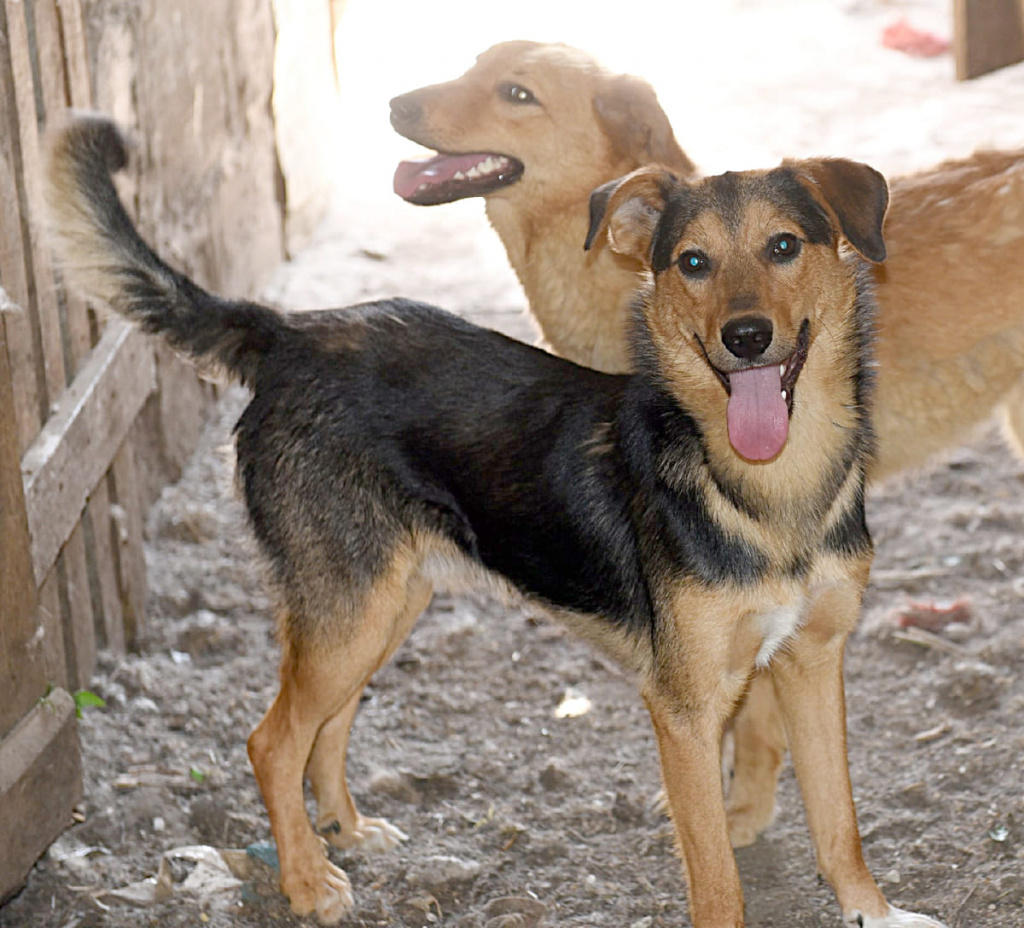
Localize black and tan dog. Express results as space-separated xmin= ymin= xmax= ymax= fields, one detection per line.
xmin=46 ymin=114 xmax=947 ymax=927
xmin=391 ymin=41 xmax=1024 ymax=851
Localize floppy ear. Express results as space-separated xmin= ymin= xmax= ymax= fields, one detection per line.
xmin=594 ymin=74 xmax=696 ymax=175
xmin=790 ymin=158 xmax=889 ymax=263
xmin=584 ymin=166 xmax=675 ymax=265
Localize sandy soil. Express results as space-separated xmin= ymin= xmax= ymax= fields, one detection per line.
xmin=2 ymin=1 xmax=1023 ymax=926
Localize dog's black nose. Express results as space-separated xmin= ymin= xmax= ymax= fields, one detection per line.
xmin=389 ymin=93 xmax=422 ymax=126
xmin=721 ymin=316 xmax=773 ymax=360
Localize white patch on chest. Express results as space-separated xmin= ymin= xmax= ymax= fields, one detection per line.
xmin=754 ymin=598 xmax=805 ymax=668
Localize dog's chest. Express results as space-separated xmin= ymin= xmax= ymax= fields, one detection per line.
xmin=754 ymin=597 xmax=806 ymax=668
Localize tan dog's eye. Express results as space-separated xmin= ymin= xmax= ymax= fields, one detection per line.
xmin=499 ymin=83 xmax=538 ymax=105
xmin=768 ymin=233 xmax=801 ymax=263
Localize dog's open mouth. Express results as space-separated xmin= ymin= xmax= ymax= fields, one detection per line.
xmin=701 ymin=320 xmax=810 ymax=462
xmin=393 ymin=152 xmax=525 ymax=205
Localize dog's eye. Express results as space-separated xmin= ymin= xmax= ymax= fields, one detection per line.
xmin=500 ymin=83 xmax=537 ymax=105
xmin=678 ymin=250 xmax=711 ymax=278
xmin=768 ymin=233 xmax=801 ymax=262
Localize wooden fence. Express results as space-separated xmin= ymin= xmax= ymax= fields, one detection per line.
xmin=1 ymin=0 xmax=323 ymax=897
xmin=0 ymin=0 xmax=154 ymax=898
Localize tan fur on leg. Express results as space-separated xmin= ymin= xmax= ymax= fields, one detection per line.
xmin=647 ymin=693 xmax=745 ymax=928
xmin=306 ymin=577 xmax=432 ymax=851
xmin=248 ymin=559 xmax=429 ymax=924
xmin=726 ymin=672 xmax=787 ymax=848
xmin=770 ymin=581 xmax=888 ymax=921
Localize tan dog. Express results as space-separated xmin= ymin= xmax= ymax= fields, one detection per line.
xmin=391 ymin=40 xmax=1024 ymax=846
xmin=49 ymin=112 xmax=951 ymax=927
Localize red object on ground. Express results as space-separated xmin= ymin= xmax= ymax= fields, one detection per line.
xmin=895 ymin=598 xmax=972 ymax=631
xmin=882 ymin=18 xmax=951 ymax=58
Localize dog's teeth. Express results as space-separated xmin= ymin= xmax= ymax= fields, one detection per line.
xmin=480 ymin=157 xmax=496 ymax=172
xmin=781 ymin=389 xmax=788 ymax=401
xmin=453 ymin=171 xmax=467 ymax=180
xmin=780 ymin=364 xmax=785 ymax=376
xmin=466 ymin=166 xmax=482 ymax=179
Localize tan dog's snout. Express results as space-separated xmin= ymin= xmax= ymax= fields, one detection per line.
xmin=389 ymin=92 xmax=423 ymax=132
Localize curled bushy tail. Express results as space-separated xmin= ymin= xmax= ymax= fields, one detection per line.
xmin=44 ymin=112 xmax=284 ymax=386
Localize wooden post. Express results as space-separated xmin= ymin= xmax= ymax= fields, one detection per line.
xmin=0 ymin=688 xmax=82 ymax=902
xmin=0 ymin=310 xmax=46 ymax=737
xmin=955 ymin=0 xmax=1024 ymax=79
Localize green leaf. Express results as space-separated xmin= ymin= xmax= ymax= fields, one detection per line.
xmin=189 ymin=766 xmax=206 ymax=784
xmin=72 ymin=689 xmax=107 ymax=719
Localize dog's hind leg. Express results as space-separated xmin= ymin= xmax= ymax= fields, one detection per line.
xmin=247 ymin=558 xmax=428 ymax=925
xmin=307 ymin=576 xmax=432 ymax=852
xmin=725 ymin=672 xmax=787 ymax=848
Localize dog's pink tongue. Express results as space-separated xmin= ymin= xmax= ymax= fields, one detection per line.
xmin=393 ymin=153 xmax=486 ymax=199
xmin=726 ymin=365 xmax=789 ymax=461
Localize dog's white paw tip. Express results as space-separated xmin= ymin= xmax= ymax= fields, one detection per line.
xmin=844 ymin=906 xmax=949 ymax=928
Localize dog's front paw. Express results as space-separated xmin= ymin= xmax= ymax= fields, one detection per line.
xmin=843 ymin=905 xmax=948 ymax=927
xmin=282 ymin=857 xmax=354 ymax=925
xmin=320 ymin=813 xmax=408 ymax=852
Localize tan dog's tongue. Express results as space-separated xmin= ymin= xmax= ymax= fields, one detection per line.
xmin=726 ymin=365 xmax=788 ymax=461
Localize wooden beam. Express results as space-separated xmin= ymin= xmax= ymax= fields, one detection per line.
xmin=21 ymin=323 xmax=156 ymax=589
xmin=0 ymin=687 xmax=82 ymax=902
xmin=0 ymin=308 xmax=45 ymax=738
xmin=0 ymin=0 xmax=42 ymax=456
xmin=955 ymin=0 xmax=1024 ymax=80
xmin=55 ymin=0 xmax=93 ymax=109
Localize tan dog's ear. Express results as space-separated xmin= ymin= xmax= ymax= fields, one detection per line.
xmin=585 ymin=167 xmax=675 ymax=264
xmin=594 ymin=74 xmax=696 ymax=176
xmin=789 ymin=158 xmax=889 ymax=263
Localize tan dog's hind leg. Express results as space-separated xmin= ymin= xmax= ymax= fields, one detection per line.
xmin=770 ymin=584 xmax=948 ymax=928
xmin=248 ymin=564 xmax=429 ymax=925
xmin=307 ymin=577 xmax=432 ymax=852
xmin=725 ymin=672 xmax=787 ymax=848
xmin=646 ymin=693 xmax=745 ymax=928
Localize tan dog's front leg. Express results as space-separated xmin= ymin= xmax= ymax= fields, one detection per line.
xmin=646 ymin=694 xmax=744 ymax=928
xmin=771 ymin=584 xmax=948 ymax=928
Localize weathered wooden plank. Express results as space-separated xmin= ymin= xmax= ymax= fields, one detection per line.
xmin=21 ymin=322 xmax=156 ymax=589
xmin=53 ymin=0 xmax=97 ymax=375
xmin=85 ymin=482 xmax=126 ymax=653
xmin=6 ymin=0 xmax=67 ymax=410
xmin=55 ymin=0 xmax=92 ymax=109
xmin=0 ymin=1 xmax=43 ymax=455
xmin=0 ymin=686 xmax=82 ymax=902
xmin=26 ymin=0 xmax=67 ymax=129
xmin=29 ymin=0 xmax=99 ymax=683
xmin=0 ymin=315 xmax=45 ymax=738
xmin=57 ymin=0 xmax=138 ymax=659
xmin=37 ymin=568 xmax=69 ymax=688
xmin=60 ymin=525 xmax=94 ymax=686
xmin=955 ymin=0 xmax=1024 ymax=79
xmin=109 ymin=438 xmax=148 ymax=647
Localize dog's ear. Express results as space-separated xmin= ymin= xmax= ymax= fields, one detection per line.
xmin=789 ymin=158 xmax=889 ymax=263
xmin=585 ymin=166 xmax=675 ymax=264
xmin=594 ymin=74 xmax=696 ymax=175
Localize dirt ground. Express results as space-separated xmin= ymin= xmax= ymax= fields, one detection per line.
xmin=3 ymin=1 xmax=1024 ymax=926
